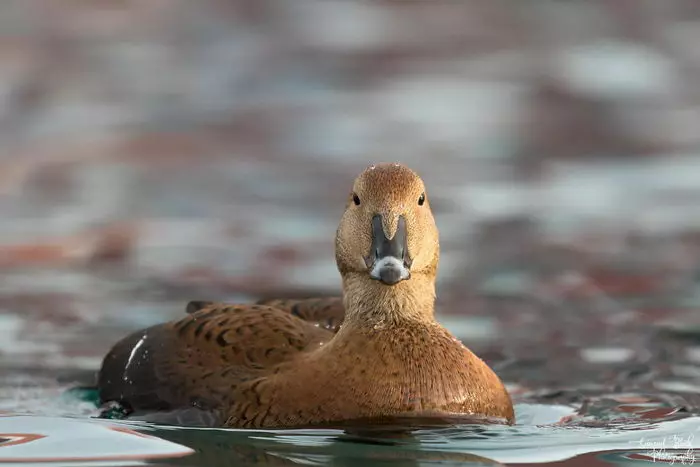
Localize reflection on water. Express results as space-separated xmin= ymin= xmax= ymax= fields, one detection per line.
xmin=2 ymin=378 xmax=699 ymax=466
xmin=131 ymin=404 xmax=699 ymax=467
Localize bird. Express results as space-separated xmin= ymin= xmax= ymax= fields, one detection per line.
xmin=97 ymin=163 xmax=515 ymax=428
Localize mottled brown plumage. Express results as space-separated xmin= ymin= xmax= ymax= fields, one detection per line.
xmin=255 ymin=297 xmax=345 ymax=332
xmin=97 ymin=163 xmax=515 ymax=428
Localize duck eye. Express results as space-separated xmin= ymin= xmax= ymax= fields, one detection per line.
xmin=418 ymin=193 xmax=425 ymax=206
xmin=352 ymin=193 xmax=361 ymax=206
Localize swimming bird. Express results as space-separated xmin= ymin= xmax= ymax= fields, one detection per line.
xmin=97 ymin=163 xmax=515 ymax=428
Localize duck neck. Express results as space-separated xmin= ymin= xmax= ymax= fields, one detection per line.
xmin=340 ymin=272 xmax=437 ymax=328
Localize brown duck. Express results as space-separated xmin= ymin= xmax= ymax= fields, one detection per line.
xmin=97 ymin=163 xmax=515 ymax=428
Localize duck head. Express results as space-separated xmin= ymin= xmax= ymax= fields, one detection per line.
xmin=335 ymin=163 xmax=439 ymax=286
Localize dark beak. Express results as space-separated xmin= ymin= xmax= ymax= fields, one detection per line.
xmin=364 ymin=214 xmax=412 ymax=285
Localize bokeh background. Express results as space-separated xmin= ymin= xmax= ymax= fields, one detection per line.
xmin=2 ymin=0 xmax=700 ymax=414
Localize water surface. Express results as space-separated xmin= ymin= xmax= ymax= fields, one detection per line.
xmin=1 ymin=266 xmax=698 ymax=467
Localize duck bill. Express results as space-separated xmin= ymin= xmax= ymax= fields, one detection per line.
xmin=364 ymin=214 xmax=412 ymax=285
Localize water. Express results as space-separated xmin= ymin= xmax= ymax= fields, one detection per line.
xmin=1 ymin=265 xmax=698 ymax=466
xmin=1 ymin=0 xmax=699 ymax=463
xmin=2 ymin=402 xmax=698 ymax=466
xmin=3 ymin=156 xmax=700 ymax=465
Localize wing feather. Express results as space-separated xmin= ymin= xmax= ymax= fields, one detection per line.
xmin=97 ymin=303 xmax=332 ymax=419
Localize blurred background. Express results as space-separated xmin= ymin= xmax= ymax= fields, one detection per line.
xmin=1 ymin=0 xmax=700 ymax=414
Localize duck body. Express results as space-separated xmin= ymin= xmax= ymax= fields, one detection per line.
xmin=99 ymin=298 xmax=513 ymax=428
xmin=98 ymin=299 xmax=336 ymax=426
xmin=232 ymin=322 xmax=513 ymax=428
xmin=97 ymin=163 xmax=515 ymax=428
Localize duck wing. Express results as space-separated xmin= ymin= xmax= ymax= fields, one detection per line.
xmin=187 ymin=297 xmax=345 ymax=332
xmin=255 ymin=297 xmax=344 ymax=332
xmin=97 ymin=303 xmax=332 ymax=423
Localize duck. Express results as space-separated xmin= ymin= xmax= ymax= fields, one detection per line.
xmin=97 ymin=163 xmax=515 ymax=428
